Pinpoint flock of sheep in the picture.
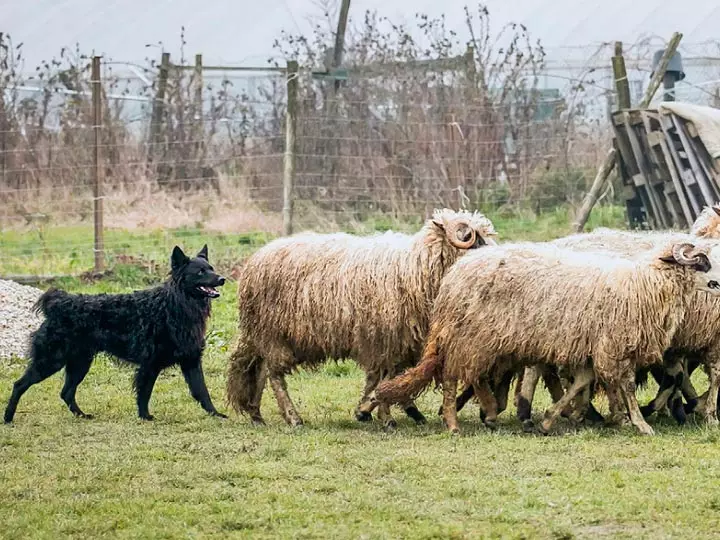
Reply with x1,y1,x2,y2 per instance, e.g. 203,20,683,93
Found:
225,205,720,436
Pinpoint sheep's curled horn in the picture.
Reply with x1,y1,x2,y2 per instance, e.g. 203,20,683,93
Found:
671,242,710,269
448,221,477,249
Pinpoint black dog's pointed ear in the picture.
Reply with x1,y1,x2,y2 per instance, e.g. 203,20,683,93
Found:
171,246,189,271
197,244,209,260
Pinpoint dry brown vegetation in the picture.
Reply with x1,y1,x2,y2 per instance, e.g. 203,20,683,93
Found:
0,6,611,235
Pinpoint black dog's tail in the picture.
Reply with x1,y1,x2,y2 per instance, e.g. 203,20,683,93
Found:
33,288,70,316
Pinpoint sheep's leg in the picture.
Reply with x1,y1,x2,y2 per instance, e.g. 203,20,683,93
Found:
681,359,699,412
494,370,514,415
538,365,594,435
355,370,381,422
400,399,427,425
618,376,655,436
376,402,398,430
442,378,460,434
516,365,542,431
640,360,683,419
702,356,720,426
473,379,498,429
269,374,304,427
513,367,525,409
542,365,567,403
568,383,591,423
604,384,630,426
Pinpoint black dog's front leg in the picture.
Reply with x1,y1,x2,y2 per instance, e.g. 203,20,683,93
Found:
135,367,160,420
181,364,227,418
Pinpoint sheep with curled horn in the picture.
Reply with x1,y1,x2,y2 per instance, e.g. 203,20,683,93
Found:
463,203,720,431
372,240,720,435
530,203,720,427
225,208,497,428
490,205,720,429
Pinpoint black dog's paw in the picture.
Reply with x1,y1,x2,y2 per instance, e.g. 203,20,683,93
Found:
139,414,155,421
79,413,94,420
211,411,228,419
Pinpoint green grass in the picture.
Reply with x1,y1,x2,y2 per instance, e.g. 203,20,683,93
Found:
7,205,717,539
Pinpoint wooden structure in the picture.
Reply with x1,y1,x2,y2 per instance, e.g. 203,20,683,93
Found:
614,108,720,229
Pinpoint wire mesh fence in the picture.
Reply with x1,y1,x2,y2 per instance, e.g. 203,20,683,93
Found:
2,31,720,277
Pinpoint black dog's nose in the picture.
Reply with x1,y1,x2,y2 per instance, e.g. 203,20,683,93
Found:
218,276,226,286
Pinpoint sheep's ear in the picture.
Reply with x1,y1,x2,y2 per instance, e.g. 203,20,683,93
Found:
431,219,445,231
171,246,189,271
713,205,720,217
197,244,209,260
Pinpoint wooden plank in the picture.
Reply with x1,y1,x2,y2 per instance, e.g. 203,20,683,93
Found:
659,137,695,225
612,121,639,180
642,112,680,226
624,111,669,227
678,120,720,202
647,131,665,146
672,115,717,206
659,114,698,189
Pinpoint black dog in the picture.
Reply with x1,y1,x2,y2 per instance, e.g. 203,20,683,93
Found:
4,245,227,423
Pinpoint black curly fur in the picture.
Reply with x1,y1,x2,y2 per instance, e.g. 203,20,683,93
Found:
4,245,227,423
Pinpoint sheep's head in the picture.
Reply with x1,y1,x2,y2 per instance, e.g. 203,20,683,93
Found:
430,208,497,250
659,242,720,295
690,204,720,238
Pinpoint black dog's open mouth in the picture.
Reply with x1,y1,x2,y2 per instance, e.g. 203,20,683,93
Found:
197,285,221,298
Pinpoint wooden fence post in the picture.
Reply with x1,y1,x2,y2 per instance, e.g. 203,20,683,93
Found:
283,61,299,236
612,42,631,110
91,55,105,273
149,52,170,161
194,53,204,142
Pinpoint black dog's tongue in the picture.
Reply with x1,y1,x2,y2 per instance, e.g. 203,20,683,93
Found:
198,286,220,298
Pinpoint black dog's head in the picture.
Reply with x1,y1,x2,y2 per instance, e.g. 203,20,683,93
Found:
170,244,226,299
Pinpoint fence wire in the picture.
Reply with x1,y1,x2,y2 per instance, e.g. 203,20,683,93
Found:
1,46,719,276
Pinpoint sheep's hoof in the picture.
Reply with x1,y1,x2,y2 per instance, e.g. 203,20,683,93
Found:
536,423,551,436
383,419,397,432
704,414,719,427
251,415,266,426
355,411,373,422
635,423,655,436
584,404,605,425
449,427,461,436
483,419,497,431
684,398,698,415
670,398,686,425
604,413,630,427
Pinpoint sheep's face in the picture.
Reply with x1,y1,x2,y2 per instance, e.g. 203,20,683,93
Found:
431,209,497,251
660,242,720,295
691,205,720,239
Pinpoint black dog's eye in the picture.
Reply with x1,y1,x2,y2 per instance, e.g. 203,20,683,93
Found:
198,268,205,275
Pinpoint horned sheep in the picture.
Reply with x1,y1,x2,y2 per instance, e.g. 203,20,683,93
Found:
373,240,720,435
226,208,497,427
494,204,720,429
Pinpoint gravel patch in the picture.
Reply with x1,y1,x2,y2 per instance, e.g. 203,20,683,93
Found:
0,279,44,360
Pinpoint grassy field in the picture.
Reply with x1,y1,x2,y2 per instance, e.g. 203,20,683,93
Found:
6,205,720,539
